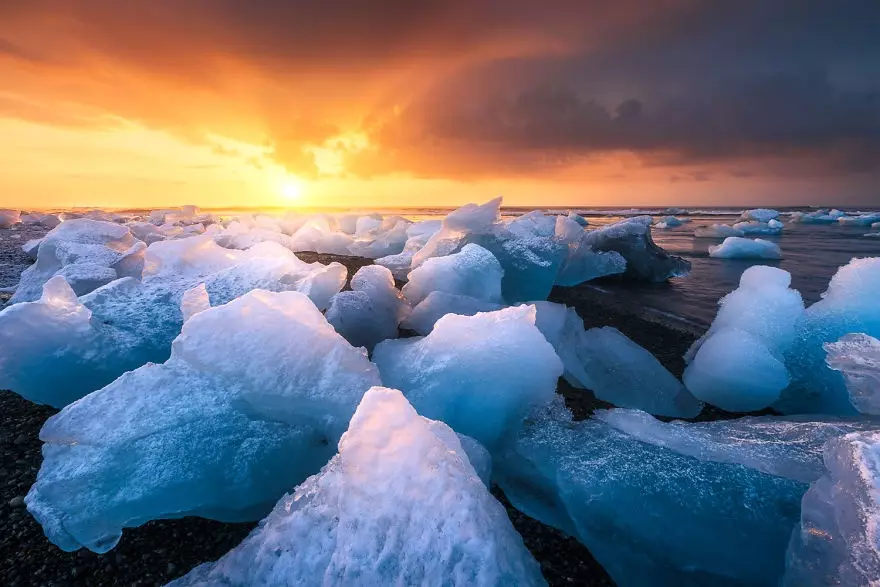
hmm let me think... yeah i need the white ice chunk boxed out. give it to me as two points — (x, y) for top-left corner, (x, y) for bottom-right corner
(373, 306), (563, 450)
(168, 387), (545, 587)
(180, 283), (210, 322)
(740, 208), (781, 223)
(709, 236), (782, 259)
(402, 243), (504, 306)
(402, 291), (504, 335)
(694, 224), (744, 238)
(825, 333), (880, 415)
(22, 238), (43, 260)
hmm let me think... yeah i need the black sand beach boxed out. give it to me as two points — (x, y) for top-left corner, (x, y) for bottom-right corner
(0, 248), (709, 587)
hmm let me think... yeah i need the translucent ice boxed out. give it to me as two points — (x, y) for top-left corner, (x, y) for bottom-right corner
(22, 238), (42, 260)
(581, 216), (690, 281)
(168, 387), (545, 587)
(21, 212), (61, 228)
(496, 398), (807, 587)
(732, 220), (784, 235)
(685, 266), (804, 411)
(741, 208), (781, 223)
(402, 243), (504, 306)
(411, 198), (502, 269)
(401, 291), (504, 335)
(694, 223), (744, 238)
(373, 306), (563, 450)
(25, 291), (381, 553)
(325, 265), (409, 350)
(289, 217), (355, 255)
(348, 218), (410, 259)
(790, 211), (837, 224)
(10, 219), (146, 304)
(784, 430), (880, 587)
(825, 333), (880, 415)
(655, 215), (685, 228)
(709, 236), (782, 259)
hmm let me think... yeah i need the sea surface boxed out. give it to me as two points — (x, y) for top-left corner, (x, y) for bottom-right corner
(3, 205), (879, 328)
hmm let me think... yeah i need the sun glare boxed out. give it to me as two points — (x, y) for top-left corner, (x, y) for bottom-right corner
(279, 178), (304, 202)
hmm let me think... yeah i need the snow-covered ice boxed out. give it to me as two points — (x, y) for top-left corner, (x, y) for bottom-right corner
(168, 387), (545, 587)
(373, 306), (563, 450)
(708, 236), (782, 259)
(25, 290), (381, 553)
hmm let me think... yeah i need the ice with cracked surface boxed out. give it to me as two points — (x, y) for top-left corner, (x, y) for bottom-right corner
(25, 290), (381, 553)
(685, 266), (803, 412)
(10, 219), (146, 304)
(824, 333), (880, 415)
(496, 398), (808, 587)
(784, 430), (880, 587)
(373, 305), (563, 451)
(325, 265), (409, 350)
(168, 387), (545, 587)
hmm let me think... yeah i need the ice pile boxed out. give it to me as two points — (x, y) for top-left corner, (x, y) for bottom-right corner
(739, 208), (781, 223)
(790, 210), (841, 224)
(326, 265), (409, 350)
(684, 266), (803, 411)
(496, 399), (808, 587)
(0, 236), (347, 406)
(25, 290), (381, 553)
(169, 387), (546, 587)
(693, 223), (744, 238)
(654, 215), (686, 229)
(824, 333), (880, 415)
(0, 209), (20, 228)
(534, 302), (702, 417)
(784, 430), (880, 586)
(708, 236), (783, 259)
(21, 212), (61, 228)
(10, 219), (146, 303)
(838, 212), (880, 226)
(373, 306), (563, 450)
(581, 216), (690, 281)
(374, 219), (442, 279)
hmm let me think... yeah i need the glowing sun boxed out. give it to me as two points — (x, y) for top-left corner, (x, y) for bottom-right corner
(279, 178), (304, 202)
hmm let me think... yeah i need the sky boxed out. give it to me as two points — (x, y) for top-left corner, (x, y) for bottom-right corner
(0, 0), (878, 210)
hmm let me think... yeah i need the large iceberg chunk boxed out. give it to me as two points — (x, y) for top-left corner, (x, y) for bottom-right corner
(581, 216), (690, 281)
(25, 290), (381, 553)
(347, 217), (411, 258)
(685, 266), (803, 412)
(824, 333), (880, 415)
(10, 219), (146, 304)
(412, 198), (503, 269)
(373, 306), (563, 450)
(784, 430), (880, 587)
(496, 399), (808, 587)
(740, 208), (781, 223)
(402, 243), (504, 306)
(401, 291), (503, 335)
(289, 217), (354, 255)
(533, 302), (701, 418)
(325, 265), (409, 350)
(709, 236), (782, 259)
(169, 387), (545, 587)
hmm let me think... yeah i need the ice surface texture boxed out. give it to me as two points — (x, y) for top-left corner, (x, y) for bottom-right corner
(0, 236), (347, 406)
(169, 387), (545, 587)
(373, 306), (563, 451)
(10, 219), (146, 304)
(326, 265), (409, 350)
(496, 399), (808, 587)
(709, 236), (782, 259)
(26, 290), (381, 553)
(825, 333), (880, 415)
(685, 266), (804, 411)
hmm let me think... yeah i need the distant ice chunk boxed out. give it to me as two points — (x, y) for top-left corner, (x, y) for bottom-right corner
(694, 223), (744, 238)
(790, 211), (836, 224)
(740, 208), (781, 223)
(839, 212), (880, 226)
(21, 212), (61, 229)
(402, 291), (504, 335)
(402, 243), (504, 306)
(655, 215), (686, 229)
(168, 387), (545, 587)
(0, 209), (20, 228)
(496, 399), (807, 587)
(25, 291), (381, 553)
(373, 306), (563, 450)
(824, 333), (880, 415)
(213, 221), (296, 251)
(347, 217), (411, 259)
(10, 219), (146, 304)
(732, 220), (784, 235)
(709, 236), (782, 259)
(289, 217), (355, 255)
(581, 216), (690, 281)
(325, 265), (409, 350)
(784, 430), (880, 587)
(685, 266), (804, 411)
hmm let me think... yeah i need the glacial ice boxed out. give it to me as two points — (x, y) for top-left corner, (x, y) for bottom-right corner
(554, 226), (626, 287)
(779, 257), (880, 415)
(655, 215), (686, 229)
(347, 217), (410, 258)
(740, 208), (781, 223)
(180, 283), (210, 322)
(402, 243), (504, 306)
(581, 216), (690, 281)
(825, 333), (880, 415)
(373, 306), (563, 450)
(25, 290), (381, 553)
(289, 217), (355, 255)
(168, 387), (546, 587)
(496, 398), (808, 587)
(325, 265), (409, 350)
(0, 209), (20, 228)
(708, 236), (782, 259)
(532, 302), (702, 417)
(839, 212), (880, 226)
(9, 219), (146, 304)
(22, 238), (42, 260)
(693, 223), (744, 238)
(684, 266), (803, 411)
(790, 211), (837, 224)
(401, 291), (504, 335)
(21, 212), (61, 228)
(784, 430), (880, 587)
(0, 237), (347, 406)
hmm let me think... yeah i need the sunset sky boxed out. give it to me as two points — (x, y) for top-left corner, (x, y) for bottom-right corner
(0, 1), (878, 210)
